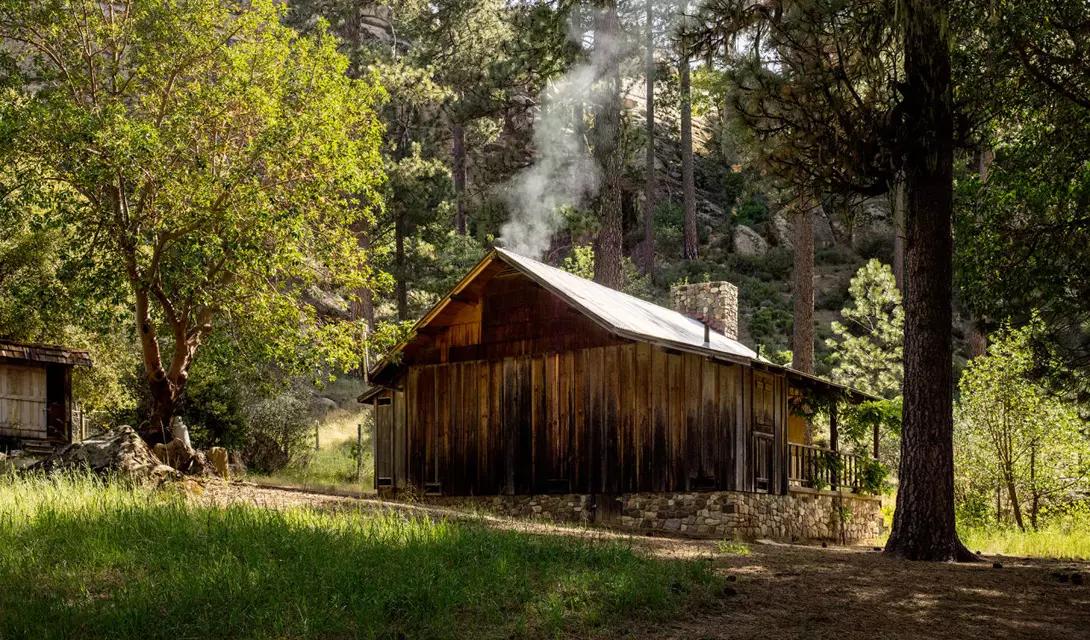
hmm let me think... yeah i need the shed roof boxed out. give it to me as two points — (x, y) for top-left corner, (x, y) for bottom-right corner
(363, 249), (876, 403)
(0, 340), (92, 367)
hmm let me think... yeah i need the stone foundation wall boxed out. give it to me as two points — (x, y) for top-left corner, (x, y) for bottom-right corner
(415, 488), (883, 543)
(614, 489), (883, 542)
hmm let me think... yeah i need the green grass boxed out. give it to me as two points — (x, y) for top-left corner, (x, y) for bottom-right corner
(0, 473), (722, 639)
(958, 523), (1090, 561)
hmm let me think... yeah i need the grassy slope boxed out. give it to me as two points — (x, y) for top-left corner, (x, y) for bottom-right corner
(0, 474), (721, 639)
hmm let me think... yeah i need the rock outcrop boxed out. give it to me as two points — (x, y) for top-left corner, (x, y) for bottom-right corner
(733, 224), (770, 257)
(32, 426), (180, 482)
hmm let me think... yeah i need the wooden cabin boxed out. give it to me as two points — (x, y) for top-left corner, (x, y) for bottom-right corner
(362, 249), (876, 499)
(0, 340), (91, 449)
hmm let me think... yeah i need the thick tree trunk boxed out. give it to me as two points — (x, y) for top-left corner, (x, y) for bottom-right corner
(641, 0), (656, 274)
(792, 201), (815, 376)
(453, 121), (467, 235)
(592, 0), (624, 290)
(395, 211), (408, 321)
(680, 40), (698, 261)
(885, 0), (975, 562)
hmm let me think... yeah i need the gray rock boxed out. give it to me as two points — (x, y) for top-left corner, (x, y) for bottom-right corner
(812, 206), (836, 248)
(769, 211), (793, 250)
(32, 426), (179, 482)
(733, 224), (769, 257)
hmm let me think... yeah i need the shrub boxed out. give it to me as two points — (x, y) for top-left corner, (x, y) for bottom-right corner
(716, 540), (751, 555)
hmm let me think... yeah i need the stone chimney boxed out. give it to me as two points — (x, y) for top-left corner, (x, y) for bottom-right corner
(671, 281), (739, 341)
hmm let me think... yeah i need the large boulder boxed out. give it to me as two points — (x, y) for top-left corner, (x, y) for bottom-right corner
(32, 426), (179, 482)
(812, 207), (837, 248)
(733, 224), (769, 257)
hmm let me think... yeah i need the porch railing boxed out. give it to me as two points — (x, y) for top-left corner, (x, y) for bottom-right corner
(788, 443), (868, 492)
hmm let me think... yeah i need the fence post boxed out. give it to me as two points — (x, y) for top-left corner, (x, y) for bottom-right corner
(356, 422), (363, 483)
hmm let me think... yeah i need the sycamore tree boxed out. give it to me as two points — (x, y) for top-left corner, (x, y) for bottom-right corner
(827, 259), (904, 399)
(955, 323), (1090, 531)
(0, 0), (385, 441)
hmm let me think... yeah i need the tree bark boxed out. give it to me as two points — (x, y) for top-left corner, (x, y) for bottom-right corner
(453, 121), (467, 235)
(351, 220), (375, 377)
(592, 0), (624, 290)
(641, 0), (656, 274)
(680, 36), (698, 261)
(792, 201), (815, 375)
(884, 0), (975, 562)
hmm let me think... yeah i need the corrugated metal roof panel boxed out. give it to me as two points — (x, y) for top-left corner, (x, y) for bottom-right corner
(496, 248), (757, 361)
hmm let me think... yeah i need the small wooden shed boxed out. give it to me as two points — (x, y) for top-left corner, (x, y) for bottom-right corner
(0, 340), (91, 446)
(361, 249), (874, 498)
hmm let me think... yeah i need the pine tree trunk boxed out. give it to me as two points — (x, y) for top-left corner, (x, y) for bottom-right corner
(792, 201), (815, 375)
(592, 0), (624, 289)
(680, 39), (698, 261)
(884, 0), (975, 562)
(641, 0), (656, 274)
(453, 122), (467, 235)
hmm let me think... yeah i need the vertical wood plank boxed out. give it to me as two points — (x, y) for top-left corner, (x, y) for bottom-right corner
(651, 347), (668, 492)
(668, 352), (685, 490)
(619, 343), (636, 493)
(603, 345), (620, 494)
(532, 355), (547, 493)
(635, 342), (652, 492)
(517, 356), (532, 493)
(503, 358), (517, 495)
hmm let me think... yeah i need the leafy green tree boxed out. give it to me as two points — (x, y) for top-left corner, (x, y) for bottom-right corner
(827, 260), (904, 399)
(0, 0), (385, 440)
(955, 323), (1090, 530)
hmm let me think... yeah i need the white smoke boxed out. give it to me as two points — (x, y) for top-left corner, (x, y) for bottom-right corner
(499, 12), (626, 258)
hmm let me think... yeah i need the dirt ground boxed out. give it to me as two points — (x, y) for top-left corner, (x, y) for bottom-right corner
(195, 481), (1090, 640)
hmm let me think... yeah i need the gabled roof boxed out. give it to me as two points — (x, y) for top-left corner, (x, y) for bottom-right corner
(364, 248), (876, 402)
(495, 249), (756, 361)
(0, 340), (92, 367)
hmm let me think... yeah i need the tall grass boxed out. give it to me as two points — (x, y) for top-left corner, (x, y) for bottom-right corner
(0, 473), (721, 639)
(958, 521), (1090, 561)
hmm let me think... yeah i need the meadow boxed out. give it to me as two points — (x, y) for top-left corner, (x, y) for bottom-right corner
(0, 473), (721, 639)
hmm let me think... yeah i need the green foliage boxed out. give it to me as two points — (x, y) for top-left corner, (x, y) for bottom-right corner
(716, 540), (751, 555)
(734, 195), (771, 227)
(749, 307), (793, 355)
(857, 458), (891, 496)
(954, 322), (1090, 530)
(0, 0), (386, 410)
(826, 260), (904, 399)
(562, 244), (596, 280)
(0, 473), (722, 639)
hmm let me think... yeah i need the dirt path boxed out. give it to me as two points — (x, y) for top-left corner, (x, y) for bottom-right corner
(196, 481), (1090, 639)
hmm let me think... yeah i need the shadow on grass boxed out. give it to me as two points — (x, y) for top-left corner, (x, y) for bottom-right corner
(0, 482), (720, 640)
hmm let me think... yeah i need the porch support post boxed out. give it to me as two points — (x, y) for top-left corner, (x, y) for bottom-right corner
(873, 421), (880, 460)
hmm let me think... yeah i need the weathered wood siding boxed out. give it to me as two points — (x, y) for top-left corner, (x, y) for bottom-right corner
(379, 343), (788, 496)
(0, 363), (48, 439)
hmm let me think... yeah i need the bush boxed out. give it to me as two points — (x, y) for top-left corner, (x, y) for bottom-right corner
(241, 381), (315, 472)
(735, 194), (770, 226)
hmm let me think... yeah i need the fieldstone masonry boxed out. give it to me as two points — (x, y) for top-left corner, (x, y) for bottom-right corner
(416, 488), (883, 543)
(672, 281), (740, 341)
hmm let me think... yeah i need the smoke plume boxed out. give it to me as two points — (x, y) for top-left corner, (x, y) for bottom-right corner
(499, 13), (626, 258)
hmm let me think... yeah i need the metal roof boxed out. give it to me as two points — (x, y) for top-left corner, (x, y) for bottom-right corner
(363, 248), (877, 403)
(495, 248), (757, 361)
